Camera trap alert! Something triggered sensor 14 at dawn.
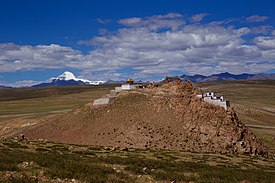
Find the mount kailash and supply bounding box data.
[32,71,106,87]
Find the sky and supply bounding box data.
[1,0,275,86]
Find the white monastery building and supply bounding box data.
[196,92,230,110]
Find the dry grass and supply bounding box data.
[0,85,117,120]
[0,138,274,182]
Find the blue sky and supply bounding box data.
[1,0,275,86]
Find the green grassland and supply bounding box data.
[0,138,274,183]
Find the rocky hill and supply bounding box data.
[13,79,268,155]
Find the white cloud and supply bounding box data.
[82,23,270,76]
[0,80,45,87]
[97,18,111,24]
[250,26,273,35]
[119,17,142,25]
[190,13,209,22]
[254,36,275,50]
[246,15,269,22]
[208,18,239,26]
[118,13,185,31]
[0,43,83,72]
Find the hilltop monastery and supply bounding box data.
[93,78,230,110]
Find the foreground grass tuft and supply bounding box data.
[0,139,274,182]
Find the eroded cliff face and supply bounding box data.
[16,80,268,155]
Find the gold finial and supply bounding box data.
[126,78,134,84]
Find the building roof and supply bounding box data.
[126,78,134,84]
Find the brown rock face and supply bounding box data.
[18,81,268,155]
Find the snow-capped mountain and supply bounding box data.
[52,71,106,85]
[54,71,77,81]
[32,71,106,87]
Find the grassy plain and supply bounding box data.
[0,85,117,120]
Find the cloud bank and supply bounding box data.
[1,13,275,82]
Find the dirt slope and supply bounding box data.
[13,81,268,155]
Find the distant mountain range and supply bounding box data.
[0,85,12,89]
[180,72,275,82]
[1,71,275,89]
[32,71,106,88]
